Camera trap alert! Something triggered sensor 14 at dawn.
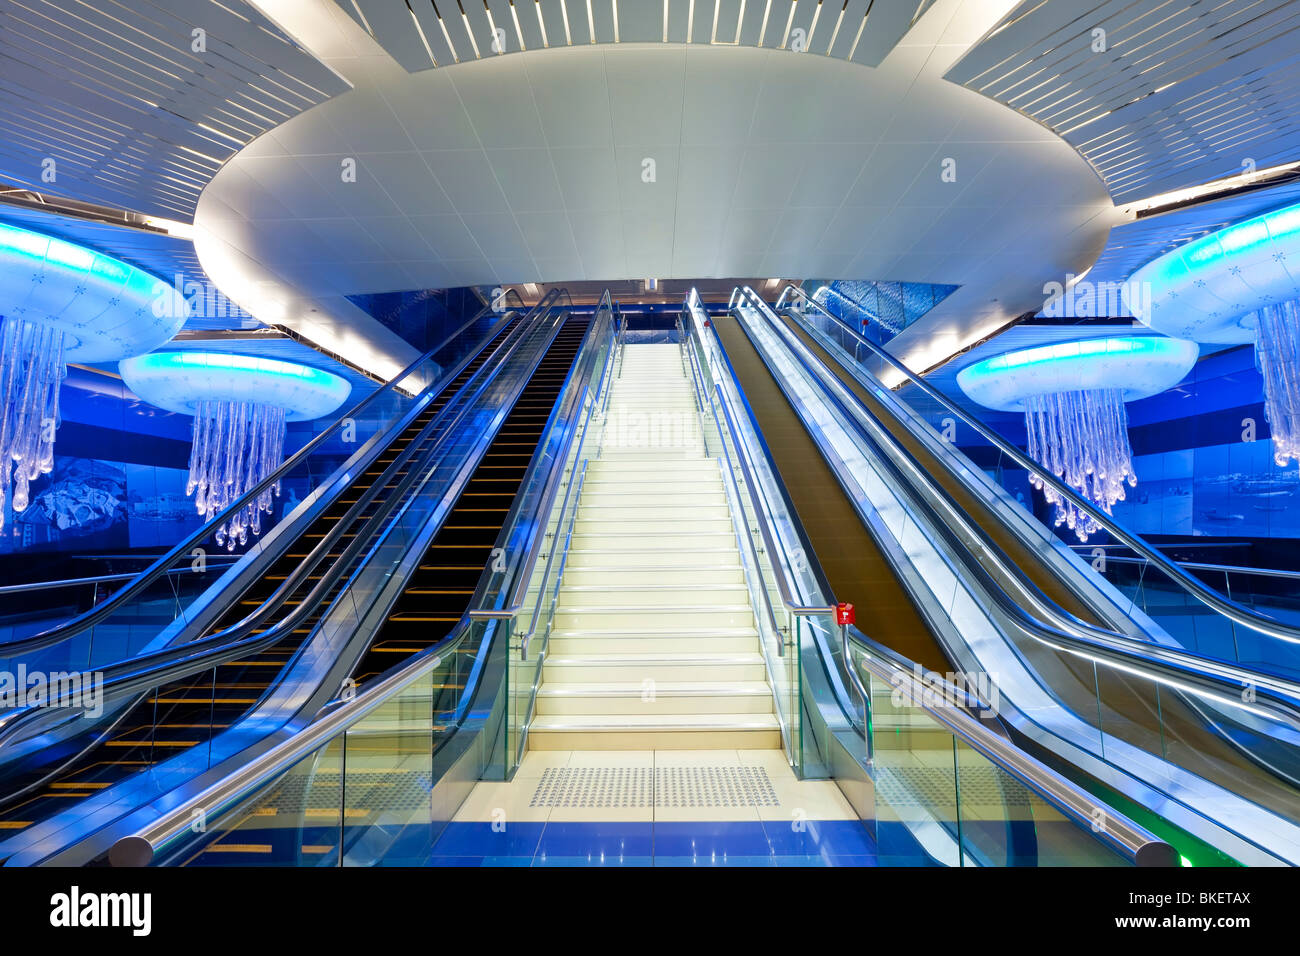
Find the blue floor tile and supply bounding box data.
[651,821,773,860]
[762,819,877,859]
[770,854,879,867]
[428,821,546,859]
[533,855,655,867]
[535,821,654,863]
[426,856,485,867]
[654,854,776,867]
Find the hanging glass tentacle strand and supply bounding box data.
[1023,388,1136,542]
[0,316,67,534]
[187,399,287,550]
[1254,300,1300,467]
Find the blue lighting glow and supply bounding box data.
[961,336,1185,380]
[120,351,351,422]
[0,221,187,363]
[129,350,344,387]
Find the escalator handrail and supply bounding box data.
[774,282,1300,648]
[843,622,1175,865]
[684,291,868,734]
[119,297,609,864]
[0,560,240,596]
[1087,554,1300,582]
[2,296,539,653]
[705,291,1174,864]
[0,303,560,741]
[468,290,615,624]
[124,618,473,865]
[684,291,835,618]
[735,287,1300,730]
[0,304,568,830]
[516,299,618,659]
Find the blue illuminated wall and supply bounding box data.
[923,344,1299,565]
[0,368,202,557]
[1113,346,1299,540]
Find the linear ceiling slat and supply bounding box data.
[849,0,914,66]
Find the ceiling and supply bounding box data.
[0,0,347,220]
[0,0,1297,383]
[194,0,1116,378]
[947,0,1300,203]
[332,0,927,71]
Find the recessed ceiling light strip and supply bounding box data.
[560,0,573,43]
[510,1,528,49]
[806,0,823,49]
[687,0,695,42]
[457,1,482,57]
[612,0,620,42]
[734,0,746,43]
[825,1,845,54]
[406,0,439,65]
[349,0,376,36]
[535,0,549,46]
[711,0,720,43]
[663,0,670,42]
[432,2,462,61]
[757,0,771,46]
[780,0,797,49]
[484,2,504,53]
[847,0,871,60]
[586,0,595,42]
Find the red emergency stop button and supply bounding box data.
[835,602,855,626]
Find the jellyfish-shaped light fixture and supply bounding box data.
[0,223,188,533]
[120,352,350,550]
[957,336,1199,542]
[1125,201,1300,466]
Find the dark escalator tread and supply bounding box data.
[714,315,951,672]
[348,321,589,685]
[0,323,521,840]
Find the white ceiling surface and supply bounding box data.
[946,0,1300,204]
[0,0,347,220]
[196,0,1115,380]
[333,0,924,72]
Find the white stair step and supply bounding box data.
[536,681,775,714]
[553,605,758,630]
[543,652,766,682]
[557,584,751,607]
[564,547,739,568]
[526,713,782,750]
[547,630,761,654]
[577,503,730,521]
[580,480,725,496]
[573,517,734,534]
[587,460,719,476]
[568,532,737,551]
[561,566,744,586]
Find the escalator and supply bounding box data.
[94,294,1182,870]
[711,314,949,673]
[0,316,531,841]
[169,317,590,866]
[351,317,589,683]
[718,288,1300,865]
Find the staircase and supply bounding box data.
[528,343,781,750]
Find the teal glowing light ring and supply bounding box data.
[1125,200,1300,344]
[0,221,188,362]
[119,351,352,421]
[956,336,1199,412]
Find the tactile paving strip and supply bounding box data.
[529,765,780,808]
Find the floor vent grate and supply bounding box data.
[529,765,780,808]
